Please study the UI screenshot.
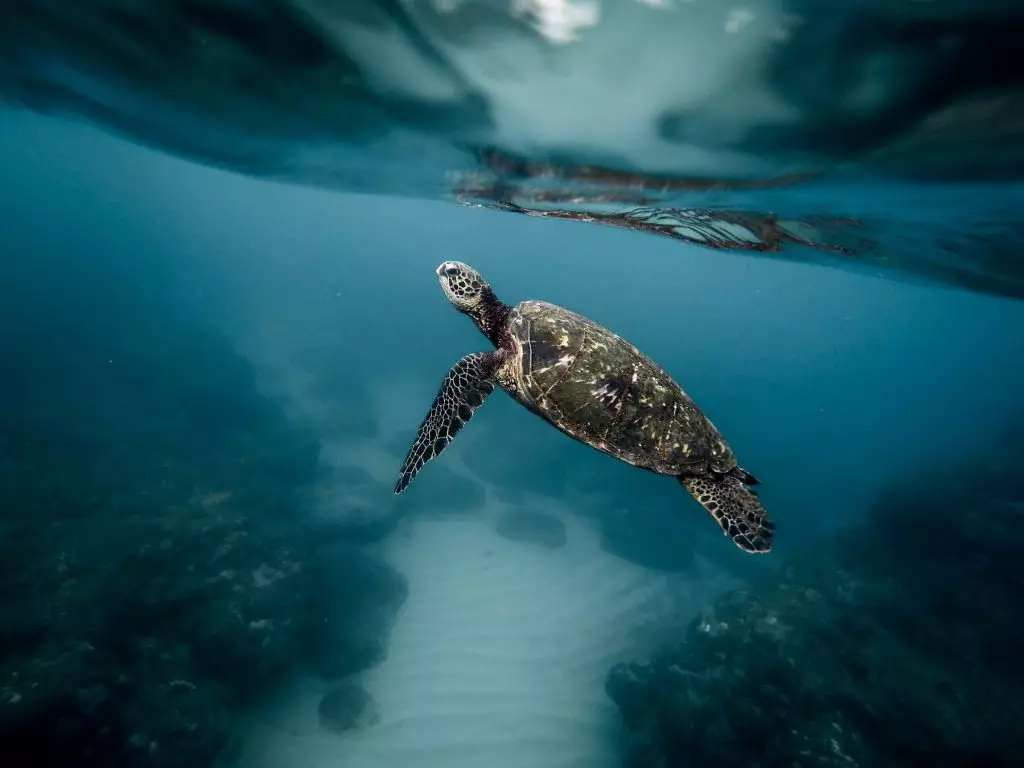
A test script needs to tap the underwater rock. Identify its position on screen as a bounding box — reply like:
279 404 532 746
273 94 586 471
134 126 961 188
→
462 425 570 500
0 289 321 766
326 465 380 488
310 546 409 681
100 509 314 694
311 464 399 545
0 485 316 768
563 460 700 573
605 462 1024 768
306 365 380 441
392 462 486 516
318 684 379 734
0 639 234 768
316 505 399 546
495 509 567 549
490 485 529 504
598 508 696 574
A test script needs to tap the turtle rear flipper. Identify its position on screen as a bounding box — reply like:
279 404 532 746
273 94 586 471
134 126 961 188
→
681 473 774 553
394 350 503 494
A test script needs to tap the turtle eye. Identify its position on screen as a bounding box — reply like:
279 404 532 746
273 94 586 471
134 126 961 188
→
444 266 460 277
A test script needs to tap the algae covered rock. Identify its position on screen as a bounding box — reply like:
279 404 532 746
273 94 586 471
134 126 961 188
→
310 545 409 681
606 462 1024 768
318 684 379 734
462 420 571 501
311 464 400 545
0 293 322 767
390 460 486 515
598 506 696 574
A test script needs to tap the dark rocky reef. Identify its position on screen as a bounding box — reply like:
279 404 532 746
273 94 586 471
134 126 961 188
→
309 545 409 681
311 465 401 546
606 439 1024 768
384 432 487 515
318 684 379 734
0 264 330 766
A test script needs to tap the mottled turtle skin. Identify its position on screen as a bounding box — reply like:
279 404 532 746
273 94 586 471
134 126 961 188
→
501 300 736 478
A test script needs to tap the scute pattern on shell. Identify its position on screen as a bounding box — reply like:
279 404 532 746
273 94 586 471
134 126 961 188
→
509 301 736 475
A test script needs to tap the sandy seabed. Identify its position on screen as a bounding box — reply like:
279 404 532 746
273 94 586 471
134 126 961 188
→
236 492 736 768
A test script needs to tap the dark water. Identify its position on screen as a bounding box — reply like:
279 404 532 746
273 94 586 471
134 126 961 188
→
2 4 1024 767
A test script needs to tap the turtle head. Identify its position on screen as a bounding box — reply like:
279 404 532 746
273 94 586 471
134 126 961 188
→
435 261 509 344
436 261 489 313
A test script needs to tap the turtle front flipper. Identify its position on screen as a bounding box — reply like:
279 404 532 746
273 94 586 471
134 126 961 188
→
394 351 503 494
681 473 775 553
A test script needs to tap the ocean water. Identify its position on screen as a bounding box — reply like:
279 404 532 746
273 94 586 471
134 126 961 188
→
3 4 1024 767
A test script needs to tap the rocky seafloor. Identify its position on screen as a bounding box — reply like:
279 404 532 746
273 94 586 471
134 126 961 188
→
606 426 1024 768
0 279 408 766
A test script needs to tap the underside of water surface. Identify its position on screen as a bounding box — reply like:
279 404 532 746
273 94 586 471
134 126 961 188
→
1 3 1023 768
2 0 1024 295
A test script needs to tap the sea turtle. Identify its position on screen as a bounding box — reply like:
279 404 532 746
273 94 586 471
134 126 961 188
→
393 262 775 553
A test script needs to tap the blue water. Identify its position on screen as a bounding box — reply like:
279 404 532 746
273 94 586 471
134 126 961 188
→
2 108 1024 766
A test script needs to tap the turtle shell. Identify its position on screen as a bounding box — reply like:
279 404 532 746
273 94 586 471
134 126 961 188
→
507 300 735 475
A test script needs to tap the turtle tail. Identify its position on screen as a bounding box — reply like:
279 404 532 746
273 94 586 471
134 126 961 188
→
681 472 774 553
